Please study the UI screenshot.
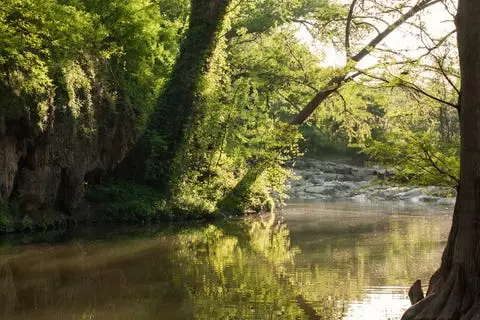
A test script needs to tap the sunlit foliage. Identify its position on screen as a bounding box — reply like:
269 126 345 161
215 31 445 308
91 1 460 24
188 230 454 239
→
0 0 460 223
0 0 184 131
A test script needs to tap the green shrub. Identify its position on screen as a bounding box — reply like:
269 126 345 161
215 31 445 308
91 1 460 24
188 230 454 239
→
0 202 19 233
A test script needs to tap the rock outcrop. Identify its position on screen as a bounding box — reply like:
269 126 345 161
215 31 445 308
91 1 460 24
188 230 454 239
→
0 88 137 216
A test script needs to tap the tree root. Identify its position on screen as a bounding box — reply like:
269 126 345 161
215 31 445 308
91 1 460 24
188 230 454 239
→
402 265 480 320
409 280 425 305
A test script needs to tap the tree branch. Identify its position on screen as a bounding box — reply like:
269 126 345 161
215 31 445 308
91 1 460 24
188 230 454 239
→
356 69 459 110
290 0 443 126
421 146 460 184
345 0 359 58
351 0 442 63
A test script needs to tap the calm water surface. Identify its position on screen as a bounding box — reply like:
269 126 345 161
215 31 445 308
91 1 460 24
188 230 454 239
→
0 201 452 320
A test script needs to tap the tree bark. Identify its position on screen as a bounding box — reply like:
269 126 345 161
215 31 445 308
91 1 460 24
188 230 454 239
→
402 1 480 319
408 280 425 305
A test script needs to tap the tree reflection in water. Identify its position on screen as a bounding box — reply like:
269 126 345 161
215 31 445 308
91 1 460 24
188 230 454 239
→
0 205 450 320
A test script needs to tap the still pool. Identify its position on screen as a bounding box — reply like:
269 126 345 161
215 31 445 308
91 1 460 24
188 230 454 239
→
0 201 452 320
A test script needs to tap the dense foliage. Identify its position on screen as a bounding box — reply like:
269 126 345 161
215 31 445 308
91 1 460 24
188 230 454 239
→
0 0 184 130
0 0 188 230
0 0 460 229
363 92 459 188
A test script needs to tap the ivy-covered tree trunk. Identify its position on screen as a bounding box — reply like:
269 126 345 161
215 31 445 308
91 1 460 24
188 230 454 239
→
402 1 480 319
138 0 230 186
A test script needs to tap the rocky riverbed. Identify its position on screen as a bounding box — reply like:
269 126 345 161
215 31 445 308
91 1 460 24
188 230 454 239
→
287 158 456 206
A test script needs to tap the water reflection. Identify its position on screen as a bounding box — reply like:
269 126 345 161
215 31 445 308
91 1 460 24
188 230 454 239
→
0 201 452 319
284 201 452 319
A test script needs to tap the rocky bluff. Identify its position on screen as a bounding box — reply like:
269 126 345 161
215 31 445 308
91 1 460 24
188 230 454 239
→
0 82 137 218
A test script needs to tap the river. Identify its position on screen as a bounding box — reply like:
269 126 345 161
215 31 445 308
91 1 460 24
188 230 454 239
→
0 200 452 320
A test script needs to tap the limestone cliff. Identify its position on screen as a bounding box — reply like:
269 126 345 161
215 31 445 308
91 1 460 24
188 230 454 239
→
0 0 184 226
0 77 138 217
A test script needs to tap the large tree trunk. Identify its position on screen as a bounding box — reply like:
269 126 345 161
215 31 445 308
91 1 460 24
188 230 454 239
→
150 0 230 140
121 0 230 185
402 1 480 319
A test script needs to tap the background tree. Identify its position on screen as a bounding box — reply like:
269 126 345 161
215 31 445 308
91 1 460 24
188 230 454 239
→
220 0 458 213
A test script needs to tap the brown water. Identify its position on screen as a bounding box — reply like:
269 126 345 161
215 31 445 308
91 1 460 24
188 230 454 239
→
0 201 452 320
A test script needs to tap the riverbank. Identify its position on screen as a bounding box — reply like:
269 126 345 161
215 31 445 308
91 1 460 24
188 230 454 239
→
288 158 456 207
0 182 214 234
0 157 456 234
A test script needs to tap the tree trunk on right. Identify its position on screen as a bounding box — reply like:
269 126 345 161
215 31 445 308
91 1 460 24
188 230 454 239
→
402 1 480 319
